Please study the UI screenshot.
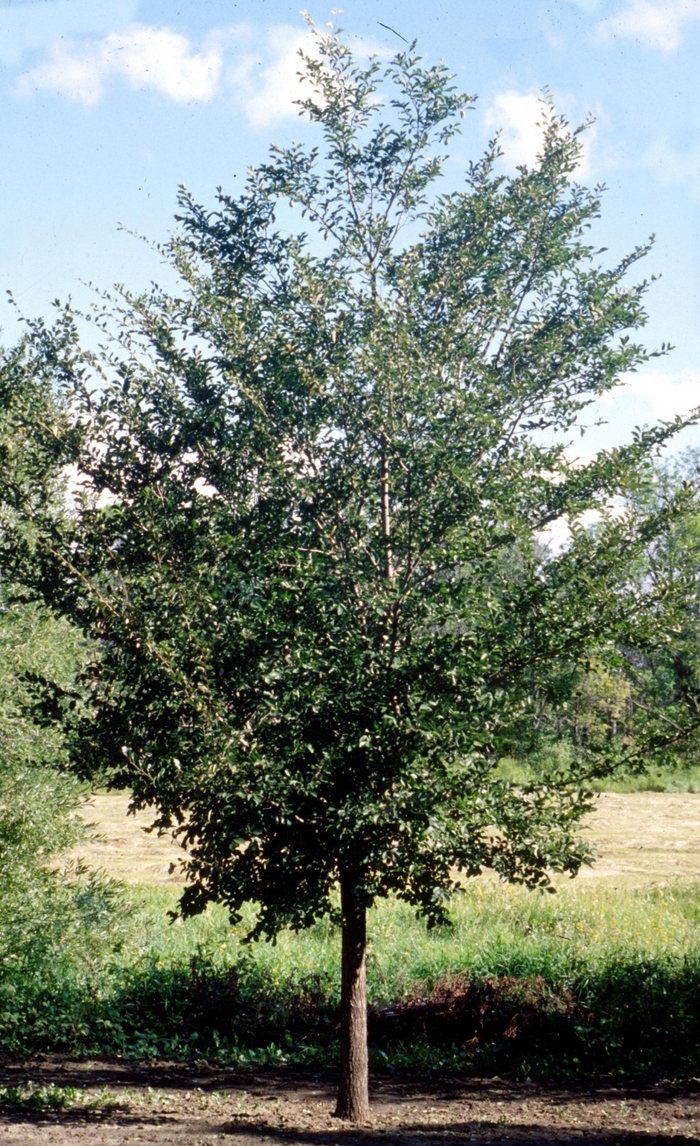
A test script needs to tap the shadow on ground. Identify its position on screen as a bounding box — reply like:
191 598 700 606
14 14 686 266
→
0 1058 698 1144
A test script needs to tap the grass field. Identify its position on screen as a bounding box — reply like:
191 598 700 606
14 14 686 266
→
3 785 697 1081
74 788 700 886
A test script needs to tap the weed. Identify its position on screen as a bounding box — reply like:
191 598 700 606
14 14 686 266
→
0 1083 118 1114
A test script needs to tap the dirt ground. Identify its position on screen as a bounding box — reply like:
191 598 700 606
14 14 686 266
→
74 790 700 887
0 1058 698 1145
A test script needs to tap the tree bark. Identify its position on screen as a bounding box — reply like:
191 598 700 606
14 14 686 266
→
381 448 393 582
334 878 370 1122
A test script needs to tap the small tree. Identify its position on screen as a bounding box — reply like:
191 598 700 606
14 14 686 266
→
1 27 692 1120
0 329 89 876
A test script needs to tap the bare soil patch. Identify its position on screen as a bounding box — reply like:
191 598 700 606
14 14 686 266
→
0 1059 698 1145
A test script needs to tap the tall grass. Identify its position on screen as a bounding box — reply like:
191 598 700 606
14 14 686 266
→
4 877 700 1078
592 764 700 793
122 880 700 993
497 753 700 793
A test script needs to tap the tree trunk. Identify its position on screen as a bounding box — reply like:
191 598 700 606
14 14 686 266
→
334 878 370 1122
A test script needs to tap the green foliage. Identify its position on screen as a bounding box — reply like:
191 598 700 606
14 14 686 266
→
616 449 700 766
0 324 92 888
508 451 700 781
0 597 85 864
0 27 694 944
0 1083 117 1114
0 343 127 1050
0 312 79 566
0 593 129 1056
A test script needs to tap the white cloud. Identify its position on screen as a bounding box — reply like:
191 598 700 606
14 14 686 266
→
485 91 594 176
228 25 318 128
19 24 224 105
227 26 384 129
17 19 386 125
596 0 700 53
485 92 545 168
17 20 326 124
615 369 700 419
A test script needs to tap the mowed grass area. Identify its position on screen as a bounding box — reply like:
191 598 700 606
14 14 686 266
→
75 788 700 886
75 793 185 886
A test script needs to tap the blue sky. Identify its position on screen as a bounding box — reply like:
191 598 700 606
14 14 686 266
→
1 0 699 457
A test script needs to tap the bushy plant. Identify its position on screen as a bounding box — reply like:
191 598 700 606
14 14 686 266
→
0 344 127 1051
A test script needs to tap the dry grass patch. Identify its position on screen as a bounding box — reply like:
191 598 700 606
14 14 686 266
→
72 793 184 885
577 791 700 885
74 790 700 887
